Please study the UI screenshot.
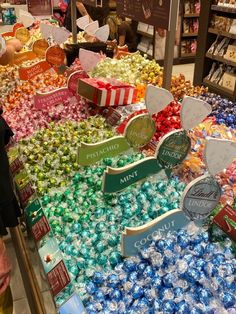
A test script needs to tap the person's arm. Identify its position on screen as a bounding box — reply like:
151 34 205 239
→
0 37 22 66
76 1 92 21
118 22 127 47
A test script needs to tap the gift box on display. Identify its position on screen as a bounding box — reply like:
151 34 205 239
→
78 78 137 107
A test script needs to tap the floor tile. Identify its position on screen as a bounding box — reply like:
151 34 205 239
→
42 291 57 314
13 298 31 314
7 242 26 301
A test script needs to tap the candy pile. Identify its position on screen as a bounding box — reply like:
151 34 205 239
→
152 101 181 142
90 53 207 101
171 74 207 100
85 225 236 313
41 173 186 299
175 119 236 204
2 70 90 142
197 93 236 129
0 64 19 101
90 52 163 86
18 117 115 194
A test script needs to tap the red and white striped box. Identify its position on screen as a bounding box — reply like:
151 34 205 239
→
78 78 137 107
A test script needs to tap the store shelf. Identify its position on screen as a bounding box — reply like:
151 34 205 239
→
206 52 236 67
203 78 234 97
184 13 200 18
208 27 236 39
138 49 153 59
182 32 198 37
181 52 196 58
137 30 153 38
211 4 236 14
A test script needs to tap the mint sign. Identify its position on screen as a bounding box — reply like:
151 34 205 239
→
103 130 190 194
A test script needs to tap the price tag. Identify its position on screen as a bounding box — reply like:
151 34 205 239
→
8 147 24 176
222 72 236 92
213 205 236 242
59 294 85 314
14 170 36 208
224 45 236 62
39 239 71 297
25 199 50 242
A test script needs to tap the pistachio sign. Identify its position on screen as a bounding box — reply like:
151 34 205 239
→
181 138 236 221
103 95 212 193
78 114 155 166
77 85 158 166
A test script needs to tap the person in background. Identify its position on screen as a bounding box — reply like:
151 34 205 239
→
106 16 138 52
0 35 23 314
64 0 92 32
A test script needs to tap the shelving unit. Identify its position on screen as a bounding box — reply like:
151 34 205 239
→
137 1 201 65
179 0 200 63
194 0 236 100
182 32 198 37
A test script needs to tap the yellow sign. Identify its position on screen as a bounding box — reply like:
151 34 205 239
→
32 39 49 58
15 27 30 44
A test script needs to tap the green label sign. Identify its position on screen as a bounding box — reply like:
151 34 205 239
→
78 136 130 166
25 198 42 227
125 114 156 148
103 158 171 193
122 210 189 257
157 130 191 169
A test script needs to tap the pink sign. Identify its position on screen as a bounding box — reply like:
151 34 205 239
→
67 70 88 94
34 87 73 110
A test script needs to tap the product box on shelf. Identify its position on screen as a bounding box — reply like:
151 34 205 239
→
77 78 137 107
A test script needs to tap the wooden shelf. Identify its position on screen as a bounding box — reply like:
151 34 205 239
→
184 13 200 18
211 4 236 14
181 52 196 58
206 52 236 67
203 78 234 98
182 32 198 37
137 30 153 38
208 27 236 39
138 49 153 59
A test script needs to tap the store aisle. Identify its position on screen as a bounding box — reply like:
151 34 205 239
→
6 238 56 314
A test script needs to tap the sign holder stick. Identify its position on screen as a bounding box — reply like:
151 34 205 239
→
71 0 77 44
163 0 179 90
